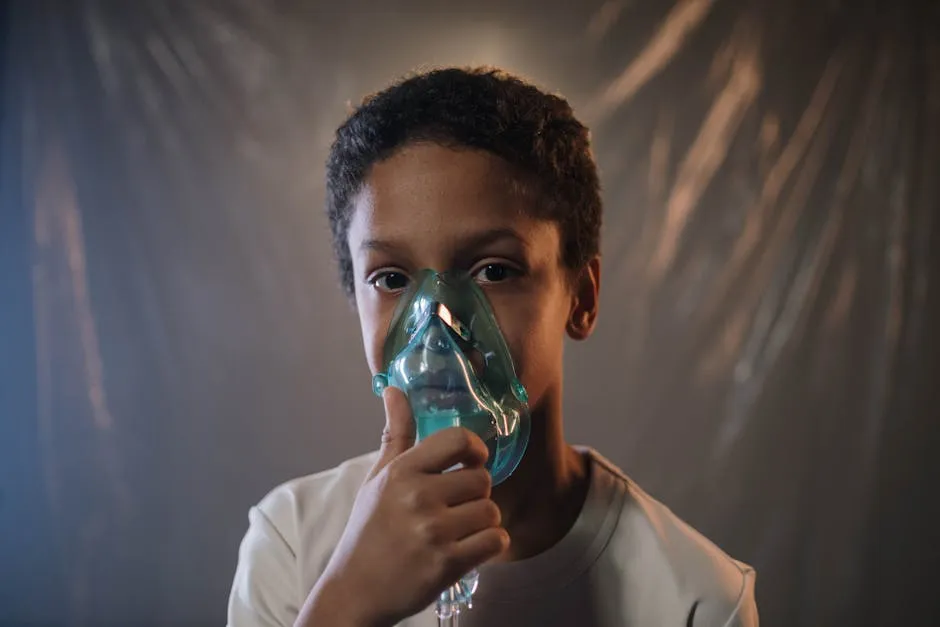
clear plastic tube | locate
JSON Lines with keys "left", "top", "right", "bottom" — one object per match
{"left": 436, "top": 569, "right": 479, "bottom": 626}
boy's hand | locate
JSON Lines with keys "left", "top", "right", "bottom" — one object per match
{"left": 297, "top": 387, "right": 508, "bottom": 627}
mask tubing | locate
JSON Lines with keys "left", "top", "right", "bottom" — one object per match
{"left": 438, "top": 611, "right": 458, "bottom": 627}
{"left": 435, "top": 568, "right": 479, "bottom": 622}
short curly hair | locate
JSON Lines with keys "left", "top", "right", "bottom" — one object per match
{"left": 326, "top": 67, "right": 602, "bottom": 298}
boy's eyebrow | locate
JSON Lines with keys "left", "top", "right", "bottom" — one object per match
{"left": 359, "top": 227, "right": 529, "bottom": 257}
{"left": 358, "top": 238, "right": 408, "bottom": 255}
{"left": 453, "top": 227, "right": 529, "bottom": 258}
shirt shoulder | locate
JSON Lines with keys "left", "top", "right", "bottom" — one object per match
{"left": 589, "top": 451, "right": 759, "bottom": 627}
{"left": 227, "top": 451, "right": 379, "bottom": 627}
{"left": 255, "top": 450, "right": 378, "bottom": 554}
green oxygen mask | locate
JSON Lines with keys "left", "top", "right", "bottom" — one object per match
{"left": 371, "top": 269, "right": 530, "bottom": 486}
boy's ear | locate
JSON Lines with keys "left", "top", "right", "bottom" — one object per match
{"left": 566, "top": 256, "right": 601, "bottom": 341}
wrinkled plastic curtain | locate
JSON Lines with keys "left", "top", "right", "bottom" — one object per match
{"left": 0, "top": 1, "right": 937, "bottom": 626}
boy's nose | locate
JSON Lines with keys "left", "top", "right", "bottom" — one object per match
{"left": 419, "top": 318, "right": 453, "bottom": 353}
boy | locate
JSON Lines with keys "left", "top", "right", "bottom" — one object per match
{"left": 228, "top": 67, "right": 758, "bottom": 626}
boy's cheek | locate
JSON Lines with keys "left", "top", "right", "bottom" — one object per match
{"left": 506, "top": 301, "right": 568, "bottom": 384}
{"left": 500, "top": 316, "right": 552, "bottom": 378}
{"left": 367, "top": 324, "right": 390, "bottom": 375}
{"left": 356, "top": 304, "right": 389, "bottom": 375}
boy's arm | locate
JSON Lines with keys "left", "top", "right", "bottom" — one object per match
{"left": 228, "top": 390, "right": 504, "bottom": 627}
{"left": 691, "top": 567, "right": 759, "bottom": 627}
{"left": 226, "top": 500, "right": 379, "bottom": 627}
{"left": 227, "top": 505, "right": 301, "bottom": 627}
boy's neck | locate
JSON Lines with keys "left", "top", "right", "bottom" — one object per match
{"left": 488, "top": 392, "right": 589, "bottom": 562}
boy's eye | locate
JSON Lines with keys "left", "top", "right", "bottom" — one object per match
{"left": 472, "top": 263, "right": 516, "bottom": 285}
{"left": 371, "top": 271, "right": 410, "bottom": 293}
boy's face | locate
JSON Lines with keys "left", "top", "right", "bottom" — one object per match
{"left": 347, "top": 142, "right": 598, "bottom": 416}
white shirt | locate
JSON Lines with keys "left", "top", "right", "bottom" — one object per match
{"left": 228, "top": 449, "right": 758, "bottom": 626}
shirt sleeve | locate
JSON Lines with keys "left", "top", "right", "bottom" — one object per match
{"left": 227, "top": 505, "right": 301, "bottom": 627}
{"left": 692, "top": 566, "right": 759, "bottom": 627}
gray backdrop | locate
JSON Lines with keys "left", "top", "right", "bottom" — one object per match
{"left": 1, "top": 1, "right": 938, "bottom": 625}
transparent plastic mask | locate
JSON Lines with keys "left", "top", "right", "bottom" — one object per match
{"left": 371, "top": 269, "right": 530, "bottom": 486}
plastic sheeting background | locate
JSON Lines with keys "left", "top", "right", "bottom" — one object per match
{"left": 1, "top": 1, "right": 938, "bottom": 626}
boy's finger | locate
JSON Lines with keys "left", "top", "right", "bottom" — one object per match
{"left": 447, "top": 527, "right": 510, "bottom": 581}
{"left": 430, "top": 467, "right": 492, "bottom": 506}
{"left": 400, "top": 427, "right": 489, "bottom": 475}
{"left": 442, "top": 498, "right": 502, "bottom": 541}
{"left": 369, "top": 387, "right": 417, "bottom": 478}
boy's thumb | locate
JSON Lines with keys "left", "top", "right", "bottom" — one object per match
{"left": 370, "top": 386, "right": 416, "bottom": 477}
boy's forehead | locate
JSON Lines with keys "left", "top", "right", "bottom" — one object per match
{"left": 350, "top": 144, "right": 534, "bottom": 239}
{"left": 365, "top": 144, "right": 522, "bottom": 207}
{"left": 348, "top": 162, "right": 560, "bottom": 264}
